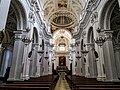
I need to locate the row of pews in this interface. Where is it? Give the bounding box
[0,75,59,90]
[66,75,120,90]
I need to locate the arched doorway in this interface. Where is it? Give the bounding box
[110,1,120,79]
[59,56,66,66]
[0,0,27,80]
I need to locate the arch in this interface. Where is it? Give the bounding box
[53,29,72,44]
[87,27,94,43]
[99,0,117,29]
[11,0,27,29]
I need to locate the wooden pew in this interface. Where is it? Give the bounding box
[66,75,120,90]
[0,75,59,90]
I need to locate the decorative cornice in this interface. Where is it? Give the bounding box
[73,0,101,40]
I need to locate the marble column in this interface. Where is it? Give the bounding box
[30,43,39,77]
[81,55,85,76]
[43,42,49,75]
[0,44,13,77]
[114,44,120,79]
[0,0,11,31]
[48,45,53,75]
[8,30,24,81]
[22,43,31,80]
[103,30,118,81]
[71,47,76,75]
[48,50,52,75]
[96,45,106,81]
[85,43,92,77]
[86,43,97,78]
[75,44,80,76]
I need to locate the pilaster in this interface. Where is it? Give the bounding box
[71,45,76,75]
[103,30,118,81]
[114,44,120,79]
[30,43,39,77]
[0,44,13,77]
[8,30,24,81]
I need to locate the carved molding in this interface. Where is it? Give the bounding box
[73,0,101,40]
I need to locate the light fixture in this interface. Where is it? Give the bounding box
[76,56,81,60]
[81,50,89,56]
[44,52,49,60]
[44,56,49,60]
[69,56,73,61]
[95,27,106,47]
[95,36,105,47]
[22,36,31,45]
[37,50,44,54]
[76,51,81,60]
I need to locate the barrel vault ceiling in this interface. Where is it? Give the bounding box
[43,0,83,35]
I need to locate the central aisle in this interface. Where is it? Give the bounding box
[54,73,71,90]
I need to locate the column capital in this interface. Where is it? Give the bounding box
[114,44,120,51]
[104,30,113,41]
[14,30,23,40]
[71,50,76,53]
[86,43,94,47]
[32,43,39,47]
[86,43,94,50]
[32,43,39,49]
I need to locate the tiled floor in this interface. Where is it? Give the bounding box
[54,73,71,90]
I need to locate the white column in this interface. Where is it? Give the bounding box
[85,44,91,77]
[84,56,90,77]
[86,43,97,78]
[30,43,39,77]
[43,43,49,75]
[48,50,52,75]
[103,31,118,81]
[22,43,30,80]
[0,0,11,31]
[8,30,24,81]
[114,44,120,79]
[71,49,76,75]
[97,45,106,81]
[0,44,12,77]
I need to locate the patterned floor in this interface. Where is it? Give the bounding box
[54,73,71,90]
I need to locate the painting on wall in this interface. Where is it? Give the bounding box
[59,56,66,66]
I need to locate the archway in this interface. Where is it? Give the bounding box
[52,29,72,71]
[99,0,120,80]
[0,0,27,80]
[110,1,120,79]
